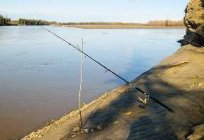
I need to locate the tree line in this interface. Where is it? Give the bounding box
[0,15,57,26]
[0,15,11,25]
[18,19,51,25]
[0,15,184,27]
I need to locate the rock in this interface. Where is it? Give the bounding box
[72,126,80,133]
[96,125,103,130]
[187,124,204,140]
[84,128,92,133]
[125,112,132,115]
[182,0,204,47]
[71,134,77,138]
[113,121,119,124]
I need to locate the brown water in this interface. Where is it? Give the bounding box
[0,26,184,140]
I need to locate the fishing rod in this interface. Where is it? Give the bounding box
[41,26,173,113]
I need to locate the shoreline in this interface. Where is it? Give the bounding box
[22,84,131,140]
[55,24,185,29]
[0,24,185,29]
[22,44,204,140]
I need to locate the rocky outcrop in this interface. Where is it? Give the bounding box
[187,124,204,140]
[181,0,204,47]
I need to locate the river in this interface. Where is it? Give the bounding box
[0,26,184,140]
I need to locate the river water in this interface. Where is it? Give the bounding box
[0,26,184,140]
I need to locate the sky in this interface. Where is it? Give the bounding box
[0,0,189,23]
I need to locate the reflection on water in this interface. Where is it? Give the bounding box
[0,26,184,140]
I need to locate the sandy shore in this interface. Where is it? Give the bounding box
[55,24,185,29]
[22,45,204,140]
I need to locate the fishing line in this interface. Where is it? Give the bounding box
[41,26,174,113]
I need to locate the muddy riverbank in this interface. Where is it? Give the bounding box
[22,44,204,140]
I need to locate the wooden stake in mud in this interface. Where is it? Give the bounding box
[78,38,84,129]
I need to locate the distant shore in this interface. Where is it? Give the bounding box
[57,20,184,29]
[55,21,184,29]
[1,15,185,29]
[1,24,185,29]
[57,24,185,29]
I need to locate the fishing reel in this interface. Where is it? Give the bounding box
[137,92,150,104]
[130,84,150,104]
